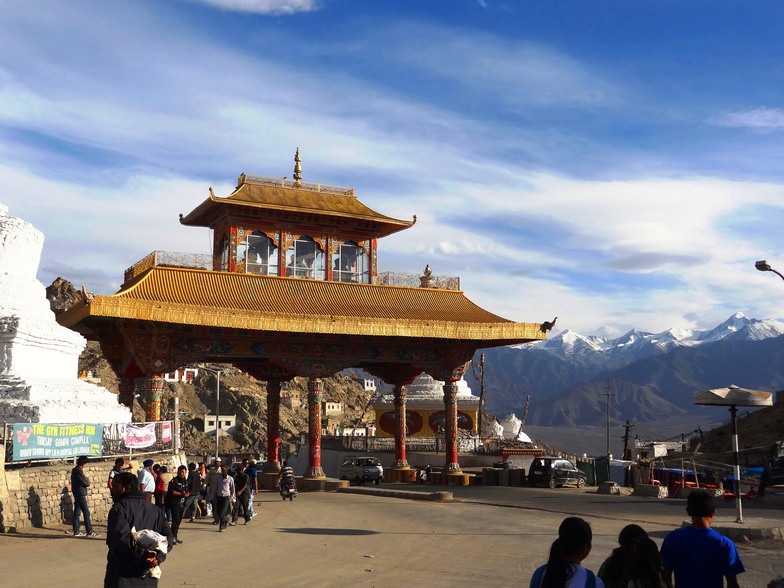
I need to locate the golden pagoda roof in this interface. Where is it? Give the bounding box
[180,174,416,238]
[59,266,545,344]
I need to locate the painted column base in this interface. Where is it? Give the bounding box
[305,467,326,479]
[386,468,416,484]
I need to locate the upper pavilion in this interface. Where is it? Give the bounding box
[175,148,414,283]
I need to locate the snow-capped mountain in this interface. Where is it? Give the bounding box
[469,313,784,427]
[523,312,784,366]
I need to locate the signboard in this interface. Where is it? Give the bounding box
[12,423,103,461]
[124,423,157,448]
[161,421,172,443]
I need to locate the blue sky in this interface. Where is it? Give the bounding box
[2,0,783,336]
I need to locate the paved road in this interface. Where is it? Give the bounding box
[2,485,782,587]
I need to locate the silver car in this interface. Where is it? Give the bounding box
[340,456,383,485]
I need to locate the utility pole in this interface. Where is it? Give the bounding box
[477,353,485,440]
[518,394,531,437]
[173,396,180,454]
[622,419,635,460]
[605,379,613,457]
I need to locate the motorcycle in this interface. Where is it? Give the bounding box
[279,476,297,501]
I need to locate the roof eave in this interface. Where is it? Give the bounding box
[59,296,544,343]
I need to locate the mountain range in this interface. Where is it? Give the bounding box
[466,312,784,428]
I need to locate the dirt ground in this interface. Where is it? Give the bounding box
[2,487,782,587]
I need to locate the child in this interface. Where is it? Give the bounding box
[530,516,605,588]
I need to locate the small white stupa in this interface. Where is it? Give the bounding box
[0,204,131,424]
[498,412,532,443]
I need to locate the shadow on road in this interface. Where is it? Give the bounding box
[277,527,377,536]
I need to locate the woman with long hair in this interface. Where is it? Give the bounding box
[626,537,671,588]
[530,516,605,588]
[597,523,649,588]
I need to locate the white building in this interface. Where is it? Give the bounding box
[163,367,198,384]
[203,413,237,436]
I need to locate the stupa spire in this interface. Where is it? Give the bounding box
[293,147,302,187]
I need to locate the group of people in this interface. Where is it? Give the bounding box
[135,456,262,534]
[101,455,267,586]
[203,456,261,530]
[529,490,744,588]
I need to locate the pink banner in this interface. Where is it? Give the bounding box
[161,421,172,443]
[124,423,156,448]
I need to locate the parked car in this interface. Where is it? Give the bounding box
[340,456,383,485]
[528,457,586,488]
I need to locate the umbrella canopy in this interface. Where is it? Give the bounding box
[694,384,773,407]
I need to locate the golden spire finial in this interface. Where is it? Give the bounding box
[293,147,302,187]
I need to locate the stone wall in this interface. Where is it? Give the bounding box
[0,453,184,533]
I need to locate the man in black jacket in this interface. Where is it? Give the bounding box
[230,464,251,526]
[166,465,189,543]
[105,472,175,587]
[71,455,97,537]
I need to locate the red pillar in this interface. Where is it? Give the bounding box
[265,379,282,472]
[306,377,326,478]
[393,384,409,469]
[144,375,165,422]
[442,381,461,473]
[118,378,135,409]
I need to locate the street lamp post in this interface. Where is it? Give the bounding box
[755,260,784,282]
[200,366,224,462]
[694,385,772,523]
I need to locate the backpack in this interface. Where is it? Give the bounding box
[530,565,596,588]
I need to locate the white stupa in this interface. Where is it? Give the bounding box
[376,372,480,409]
[498,412,532,443]
[0,204,131,423]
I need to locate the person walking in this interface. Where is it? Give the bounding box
[166,465,189,544]
[138,459,156,502]
[214,466,235,531]
[529,516,604,588]
[243,458,259,519]
[231,462,251,526]
[660,490,744,588]
[197,462,208,520]
[71,455,98,538]
[107,457,128,490]
[183,462,202,522]
[158,466,174,522]
[206,457,223,524]
[105,472,175,587]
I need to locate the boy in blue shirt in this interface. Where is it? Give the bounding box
[660,490,744,588]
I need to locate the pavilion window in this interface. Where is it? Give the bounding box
[239,231,279,276]
[331,241,368,284]
[285,235,325,280]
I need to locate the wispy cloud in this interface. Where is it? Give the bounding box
[326,21,625,112]
[712,107,784,131]
[189,0,318,14]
